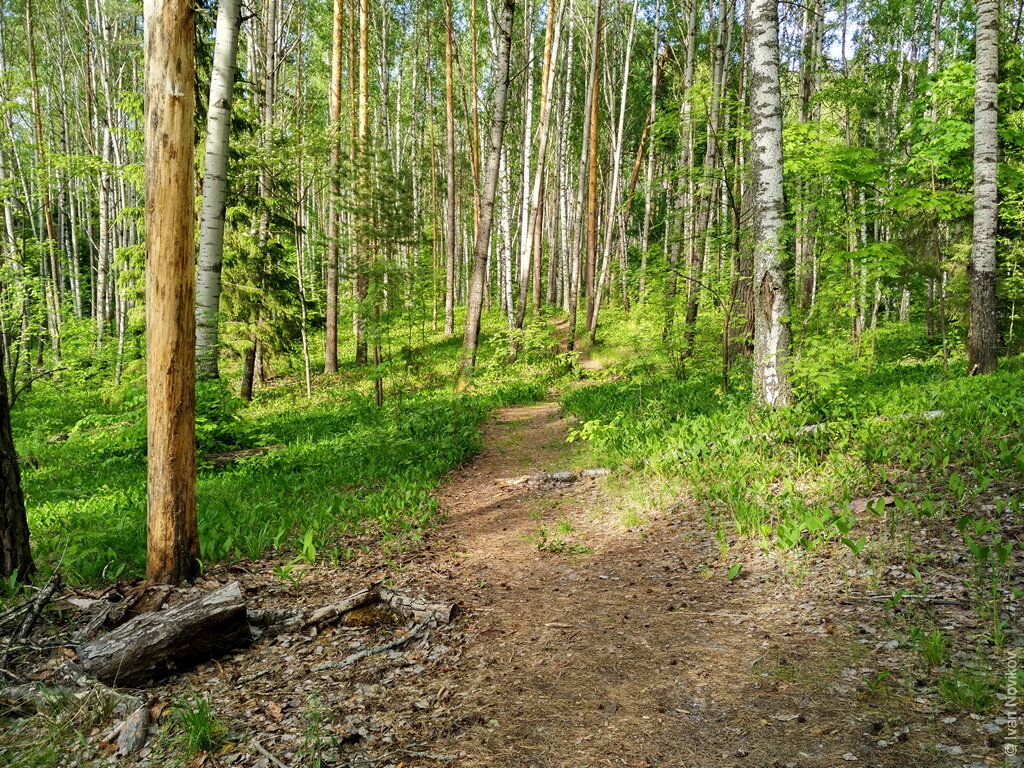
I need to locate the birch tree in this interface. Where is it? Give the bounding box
[749,0,791,406]
[460,0,516,380]
[968,0,999,374]
[196,0,241,380]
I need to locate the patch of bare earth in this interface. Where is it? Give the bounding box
[8,403,1009,768]
[399,401,991,768]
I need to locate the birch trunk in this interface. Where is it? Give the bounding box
[968,0,999,374]
[582,0,602,334]
[459,0,516,379]
[324,0,344,373]
[589,0,640,341]
[749,0,791,406]
[443,0,457,336]
[514,0,565,330]
[196,0,241,380]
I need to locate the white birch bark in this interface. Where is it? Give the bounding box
[749,0,791,406]
[195,0,241,380]
[968,0,999,373]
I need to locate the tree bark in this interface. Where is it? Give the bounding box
[443,0,457,337]
[459,0,516,379]
[749,0,791,406]
[325,0,344,373]
[79,583,250,687]
[195,0,241,381]
[583,0,602,335]
[514,0,565,331]
[968,0,999,374]
[0,361,32,581]
[143,0,200,584]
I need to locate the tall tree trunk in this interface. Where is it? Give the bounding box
[295,0,313,397]
[26,0,61,364]
[459,0,516,380]
[443,0,457,336]
[663,0,699,341]
[0,361,32,581]
[582,0,602,336]
[749,0,791,406]
[325,0,344,373]
[968,0,999,374]
[514,0,565,331]
[196,0,241,380]
[590,0,640,341]
[143,0,199,584]
[355,0,370,363]
[682,0,731,352]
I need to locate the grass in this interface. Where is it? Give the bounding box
[172,696,226,756]
[562,320,1024,556]
[564,311,1023,716]
[12,318,557,584]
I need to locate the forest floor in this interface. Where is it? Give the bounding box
[115,395,1006,768]
[3,386,1016,767]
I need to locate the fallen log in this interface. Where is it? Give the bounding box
[203,445,286,467]
[499,468,612,488]
[78,582,251,687]
[378,586,456,624]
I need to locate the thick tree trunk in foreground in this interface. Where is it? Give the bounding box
[143,0,199,584]
[968,0,999,374]
[0,363,32,581]
[749,0,791,406]
[459,0,515,380]
[195,0,241,380]
[79,583,250,687]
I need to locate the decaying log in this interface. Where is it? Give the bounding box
[303,586,378,626]
[378,587,456,624]
[0,677,141,719]
[500,468,612,488]
[304,585,456,628]
[203,444,286,467]
[311,615,432,673]
[78,583,251,687]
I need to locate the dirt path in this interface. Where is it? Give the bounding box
[409,401,958,768]
[64,397,992,767]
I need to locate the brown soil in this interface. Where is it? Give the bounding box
[13,400,1006,767]
[401,401,969,768]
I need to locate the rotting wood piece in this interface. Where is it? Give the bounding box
[304,585,456,628]
[500,468,612,488]
[202,444,286,467]
[78,582,250,687]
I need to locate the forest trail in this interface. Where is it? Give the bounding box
[410,400,952,768]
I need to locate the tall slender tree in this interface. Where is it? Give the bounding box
[460,0,516,380]
[143,0,199,584]
[196,0,241,380]
[749,0,791,406]
[325,0,345,374]
[968,0,999,374]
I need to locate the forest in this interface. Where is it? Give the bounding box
[0,0,1021,764]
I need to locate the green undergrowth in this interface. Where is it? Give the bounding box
[564,322,1024,553]
[564,317,1023,710]
[13,317,556,584]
